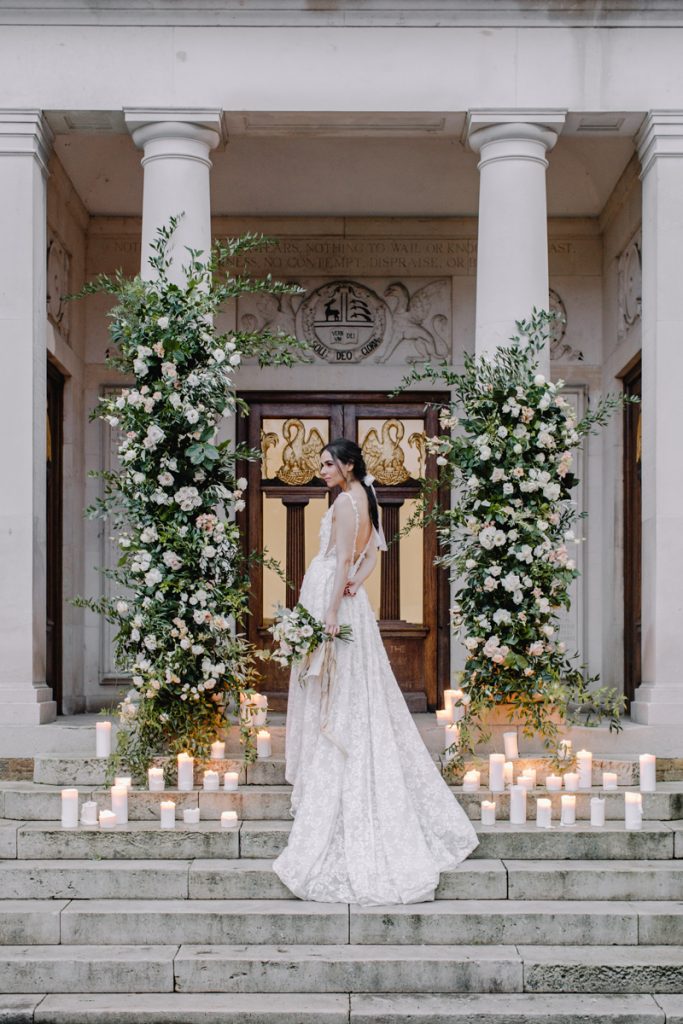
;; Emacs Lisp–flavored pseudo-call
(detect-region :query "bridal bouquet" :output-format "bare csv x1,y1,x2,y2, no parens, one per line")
268,603,352,668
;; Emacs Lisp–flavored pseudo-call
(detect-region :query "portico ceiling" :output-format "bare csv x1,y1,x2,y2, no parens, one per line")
49,111,639,219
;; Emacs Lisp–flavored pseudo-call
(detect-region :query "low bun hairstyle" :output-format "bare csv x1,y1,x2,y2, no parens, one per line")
323,437,379,532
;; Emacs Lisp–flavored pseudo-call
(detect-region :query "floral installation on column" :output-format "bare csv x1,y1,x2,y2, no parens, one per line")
75,221,305,781
399,311,635,773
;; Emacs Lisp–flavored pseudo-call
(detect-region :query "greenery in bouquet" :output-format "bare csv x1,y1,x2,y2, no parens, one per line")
269,603,353,668
399,311,636,771
73,220,306,781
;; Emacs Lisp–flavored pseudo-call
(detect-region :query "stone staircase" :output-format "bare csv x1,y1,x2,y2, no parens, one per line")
1,751,683,1022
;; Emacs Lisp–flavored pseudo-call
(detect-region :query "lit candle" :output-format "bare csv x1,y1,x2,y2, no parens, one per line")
183,807,200,824
560,794,576,826
481,800,496,825
95,721,112,757
536,797,552,829
256,730,272,759
625,791,642,830
563,772,579,792
99,809,117,829
449,689,466,722
558,739,572,761
590,796,606,827
80,800,98,826
576,749,593,789
221,810,238,829
61,789,79,829
114,776,132,790
509,785,527,824
443,689,459,718
148,767,165,792
436,708,453,726
503,731,519,760
522,767,537,788
444,722,460,752
252,693,268,727
210,740,226,760
203,770,220,791
160,800,176,829
639,754,656,793
462,769,480,793
503,761,514,786
489,754,505,793
546,774,563,792
517,775,534,792
224,771,239,791
110,784,128,825
177,752,194,792
602,771,618,791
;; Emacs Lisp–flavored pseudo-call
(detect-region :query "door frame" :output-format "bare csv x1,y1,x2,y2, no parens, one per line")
619,354,642,708
236,390,451,709
46,358,65,713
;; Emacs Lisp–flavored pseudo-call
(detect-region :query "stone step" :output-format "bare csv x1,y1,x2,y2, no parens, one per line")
519,945,683,993
239,819,681,860
19,992,348,1023
7,818,681,861
506,858,683,900
5,897,683,946
5,780,683,822
0,944,176,993
0,992,672,1023
349,993,668,1022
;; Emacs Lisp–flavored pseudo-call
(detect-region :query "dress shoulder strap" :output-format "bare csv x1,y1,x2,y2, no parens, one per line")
335,490,360,549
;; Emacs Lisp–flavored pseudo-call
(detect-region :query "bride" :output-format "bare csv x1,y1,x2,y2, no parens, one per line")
272,438,478,905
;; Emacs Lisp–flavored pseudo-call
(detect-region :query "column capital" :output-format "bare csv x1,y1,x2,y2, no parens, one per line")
124,107,223,142
0,110,53,177
466,109,566,143
636,110,683,178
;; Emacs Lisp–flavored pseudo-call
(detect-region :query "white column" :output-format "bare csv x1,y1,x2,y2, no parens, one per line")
467,111,565,374
124,109,222,282
631,112,683,724
0,111,56,724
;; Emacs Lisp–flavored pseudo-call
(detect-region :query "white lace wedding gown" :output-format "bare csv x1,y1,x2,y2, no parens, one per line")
272,491,479,905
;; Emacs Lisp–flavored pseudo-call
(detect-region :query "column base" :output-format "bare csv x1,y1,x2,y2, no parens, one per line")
0,685,57,725
630,683,683,725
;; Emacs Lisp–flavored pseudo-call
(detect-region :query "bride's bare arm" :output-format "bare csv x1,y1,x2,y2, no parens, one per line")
344,543,377,594
325,498,355,635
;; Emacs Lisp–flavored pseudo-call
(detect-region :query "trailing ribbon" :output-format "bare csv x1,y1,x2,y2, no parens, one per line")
300,639,338,730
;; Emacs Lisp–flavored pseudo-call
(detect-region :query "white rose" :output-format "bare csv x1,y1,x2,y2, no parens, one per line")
237,477,248,490
144,567,163,587
202,545,217,559
465,558,476,569
493,608,512,625
161,362,177,379
497,426,508,438
534,374,546,386
503,483,514,495
436,456,448,466
212,348,226,363
229,352,241,366
169,393,182,409
133,358,148,377
157,316,169,330
143,424,165,449
479,444,492,461
116,601,129,616
140,525,158,543
513,443,523,454
185,408,200,424
158,472,174,488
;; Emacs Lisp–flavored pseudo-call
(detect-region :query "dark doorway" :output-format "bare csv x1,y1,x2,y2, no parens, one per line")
622,356,642,707
46,360,64,712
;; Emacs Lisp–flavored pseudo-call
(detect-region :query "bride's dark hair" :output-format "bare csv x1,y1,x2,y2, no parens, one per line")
323,437,379,531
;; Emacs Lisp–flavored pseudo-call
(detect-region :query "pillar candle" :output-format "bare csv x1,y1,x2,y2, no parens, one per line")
503,761,514,786
221,810,238,829
95,721,112,757
522,767,537,788
462,769,480,793
148,767,165,792
625,791,643,830
443,689,460,718
509,785,527,824
114,776,132,790
489,753,506,793
450,689,466,722
560,794,576,826
183,807,200,824
546,774,563,792
590,796,606,827
251,694,268,727
177,752,194,791
224,771,239,791
517,775,534,791
160,800,176,829
558,739,572,761
563,772,579,792
444,723,460,752
111,784,128,825
80,800,98,826
576,749,593,789
639,753,657,793
602,771,618,791
481,800,496,825
256,730,272,759
203,770,220,791
536,797,552,829
436,708,453,726
503,731,518,760
210,740,226,760
61,789,79,829
99,809,117,829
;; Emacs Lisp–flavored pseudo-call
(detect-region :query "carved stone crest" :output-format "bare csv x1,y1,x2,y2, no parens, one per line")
617,232,642,341
296,280,387,363
549,288,583,362
379,281,450,363
46,233,71,341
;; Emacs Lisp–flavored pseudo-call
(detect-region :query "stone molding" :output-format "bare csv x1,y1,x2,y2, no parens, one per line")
617,230,642,341
636,111,683,178
124,108,224,137
0,110,53,177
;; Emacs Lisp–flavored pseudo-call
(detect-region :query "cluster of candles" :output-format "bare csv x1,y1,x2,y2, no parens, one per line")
462,746,656,831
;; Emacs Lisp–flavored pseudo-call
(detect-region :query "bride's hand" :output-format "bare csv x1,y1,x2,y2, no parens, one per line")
344,580,359,597
325,610,340,636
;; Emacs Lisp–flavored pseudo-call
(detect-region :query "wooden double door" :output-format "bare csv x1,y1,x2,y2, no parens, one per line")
238,393,449,711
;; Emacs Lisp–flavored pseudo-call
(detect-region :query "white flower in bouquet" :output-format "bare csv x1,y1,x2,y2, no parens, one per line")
185,407,200,424
162,551,183,570
174,486,201,511
143,424,165,449
212,348,226,363
144,566,163,587
156,316,169,330
116,601,129,616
